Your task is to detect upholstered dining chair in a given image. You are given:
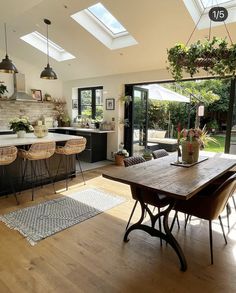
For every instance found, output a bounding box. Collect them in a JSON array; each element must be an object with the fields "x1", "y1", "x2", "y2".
[
  {"x1": 173, "y1": 173, "x2": 236, "y2": 265},
  {"x1": 55, "y1": 138, "x2": 86, "y2": 190},
  {"x1": 152, "y1": 149, "x2": 169, "y2": 159},
  {"x1": 123, "y1": 156, "x2": 172, "y2": 245}
]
